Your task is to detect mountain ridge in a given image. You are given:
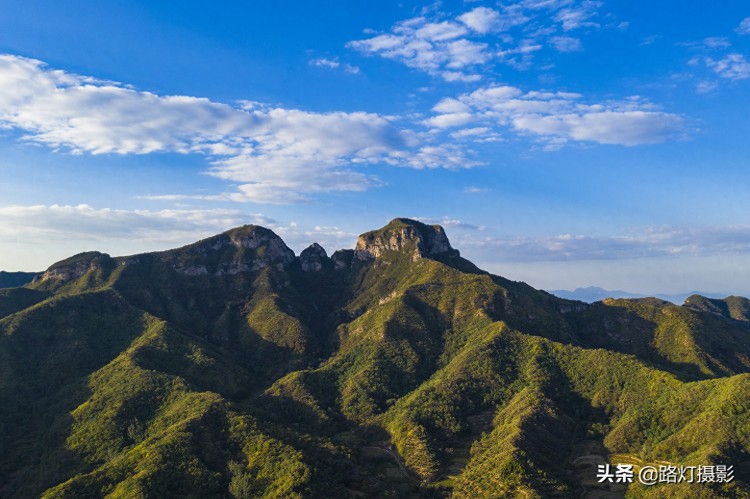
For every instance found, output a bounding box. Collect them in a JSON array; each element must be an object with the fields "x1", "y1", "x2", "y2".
[
  {"x1": 2, "y1": 218, "x2": 750, "y2": 498},
  {"x1": 548, "y1": 285, "x2": 732, "y2": 305}
]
